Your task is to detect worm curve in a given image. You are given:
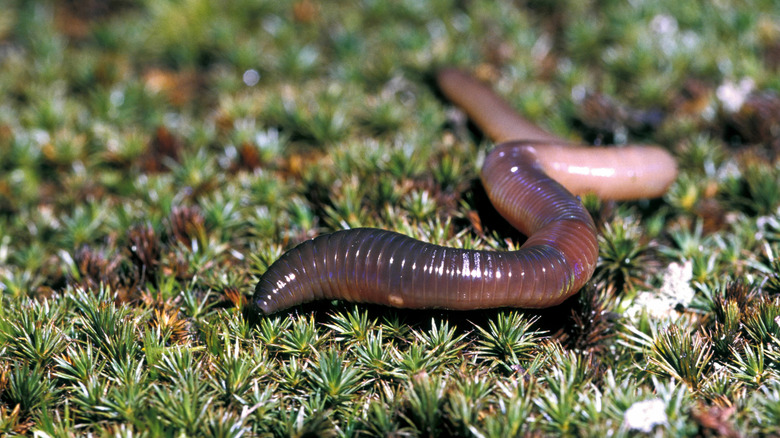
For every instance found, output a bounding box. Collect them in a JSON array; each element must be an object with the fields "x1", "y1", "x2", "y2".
[{"x1": 252, "y1": 69, "x2": 677, "y2": 314}]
